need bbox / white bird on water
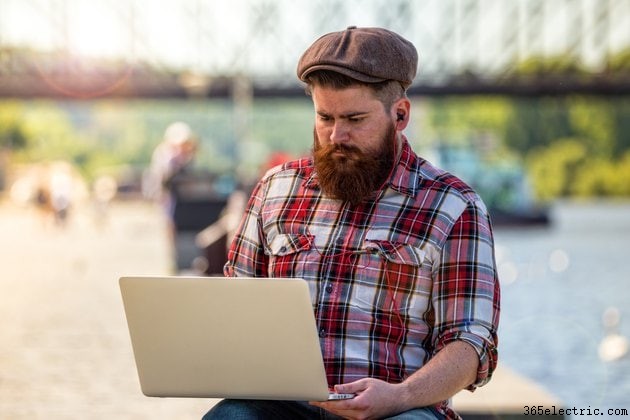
[598,306,629,362]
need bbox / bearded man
[203,26,500,420]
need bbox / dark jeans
[202,399,444,420]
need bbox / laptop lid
[119,276,331,401]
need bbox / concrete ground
[0,197,561,420]
[0,199,218,419]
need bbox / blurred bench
[171,172,229,273]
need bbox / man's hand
[310,341,480,419]
[310,378,409,420]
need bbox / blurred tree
[427,96,512,153]
[18,103,92,164]
[611,98,630,155]
[504,97,575,155]
[0,125,27,151]
[572,158,617,197]
[526,139,587,199]
[606,48,630,76]
[568,97,615,158]
[0,102,28,151]
[511,54,585,76]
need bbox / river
[495,200,630,415]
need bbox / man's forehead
[312,86,383,115]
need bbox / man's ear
[393,98,411,130]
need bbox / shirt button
[279,246,287,253]
[325,284,333,293]
[319,328,326,337]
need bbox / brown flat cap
[297,26,418,89]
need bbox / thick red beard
[313,124,396,206]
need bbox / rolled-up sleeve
[433,198,500,389]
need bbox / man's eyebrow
[342,111,369,118]
[316,110,369,118]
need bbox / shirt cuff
[437,331,499,390]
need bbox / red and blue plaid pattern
[225,139,500,419]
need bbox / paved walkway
[0,197,562,419]
[0,199,218,420]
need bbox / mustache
[320,142,361,156]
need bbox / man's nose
[330,122,350,144]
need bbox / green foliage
[606,48,630,74]
[610,97,630,154]
[526,139,630,199]
[2,91,630,200]
[526,139,588,200]
[497,50,630,199]
[512,54,586,75]
[427,96,512,145]
[568,96,616,157]
[19,103,90,162]
[572,152,630,197]
[426,91,630,200]
[0,101,28,150]
[504,97,575,154]
[250,98,313,157]
[618,153,630,196]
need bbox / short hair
[303,70,406,109]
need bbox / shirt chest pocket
[353,240,428,316]
[265,233,316,278]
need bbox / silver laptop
[119,276,353,401]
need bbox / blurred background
[0,0,629,418]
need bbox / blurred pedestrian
[145,122,199,268]
[91,174,118,227]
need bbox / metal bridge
[0,0,629,98]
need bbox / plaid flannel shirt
[224,139,500,419]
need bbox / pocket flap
[363,240,425,266]
[267,233,313,256]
